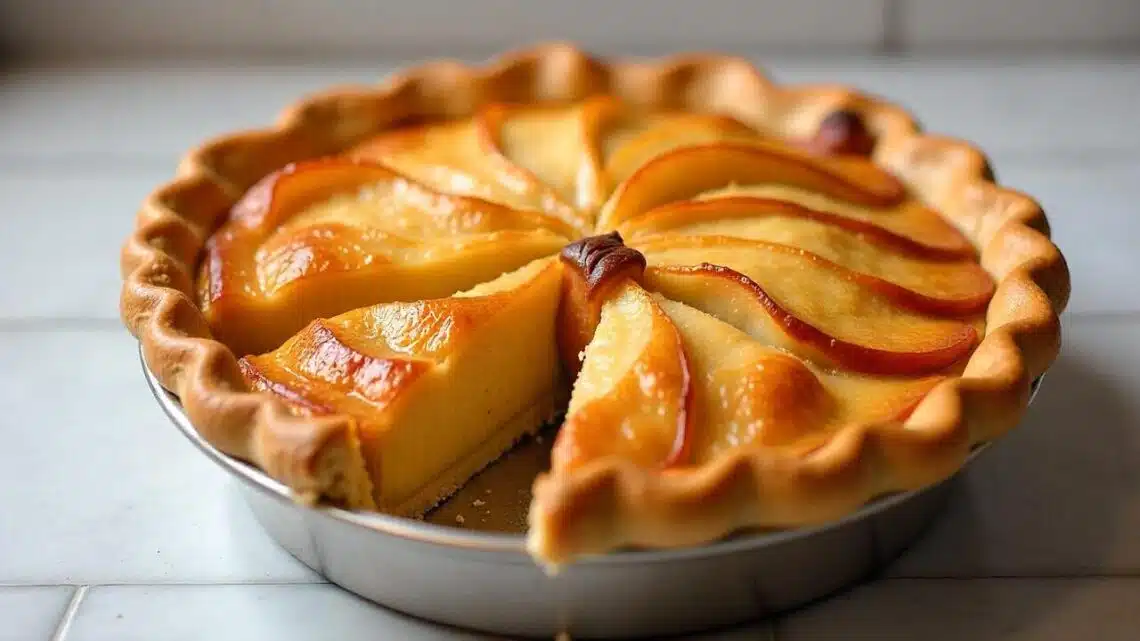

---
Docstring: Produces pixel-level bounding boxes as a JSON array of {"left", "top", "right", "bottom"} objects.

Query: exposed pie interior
[{"left": 121, "top": 44, "right": 1069, "bottom": 568}]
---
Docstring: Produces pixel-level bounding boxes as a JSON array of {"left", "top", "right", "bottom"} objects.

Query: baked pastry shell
[{"left": 120, "top": 42, "right": 1071, "bottom": 557}]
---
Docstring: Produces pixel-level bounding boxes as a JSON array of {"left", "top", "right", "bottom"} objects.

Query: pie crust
[{"left": 120, "top": 42, "right": 1070, "bottom": 566}]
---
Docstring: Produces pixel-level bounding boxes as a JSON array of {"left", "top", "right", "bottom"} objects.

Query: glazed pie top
[{"left": 121, "top": 44, "right": 1070, "bottom": 566}]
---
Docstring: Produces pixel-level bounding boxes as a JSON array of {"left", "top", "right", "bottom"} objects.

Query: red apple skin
[
  {"left": 649, "top": 263, "right": 979, "bottom": 376},
  {"left": 602, "top": 141, "right": 909, "bottom": 232},
  {"left": 623, "top": 196, "right": 977, "bottom": 260},
  {"left": 636, "top": 234, "right": 993, "bottom": 317}
]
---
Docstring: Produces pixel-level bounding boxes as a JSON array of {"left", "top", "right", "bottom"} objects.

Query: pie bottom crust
[{"left": 121, "top": 42, "right": 1070, "bottom": 563}]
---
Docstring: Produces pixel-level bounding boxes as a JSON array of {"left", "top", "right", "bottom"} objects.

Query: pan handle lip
[{"left": 142, "top": 345, "right": 1044, "bottom": 566}]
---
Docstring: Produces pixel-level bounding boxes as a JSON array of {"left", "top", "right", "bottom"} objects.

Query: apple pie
[{"left": 121, "top": 43, "right": 1069, "bottom": 566}]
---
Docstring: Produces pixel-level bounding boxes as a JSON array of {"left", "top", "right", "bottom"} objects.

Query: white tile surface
[
  {"left": 776, "top": 578, "right": 1140, "bottom": 641},
  {"left": 769, "top": 56, "right": 1140, "bottom": 153},
  {"left": 0, "top": 168, "right": 171, "bottom": 320},
  {"left": 3, "top": 56, "right": 1139, "bottom": 166},
  {"left": 0, "top": 0, "right": 885, "bottom": 57},
  {"left": 901, "top": 0, "right": 1140, "bottom": 47},
  {"left": 0, "top": 586, "right": 73, "bottom": 641},
  {"left": 989, "top": 157, "right": 1140, "bottom": 315},
  {"left": 66, "top": 584, "right": 488, "bottom": 641},
  {"left": 0, "top": 65, "right": 394, "bottom": 163},
  {"left": 888, "top": 317, "right": 1140, "bottom": 576},
  {"left": 0, "top": 330, "right": 319, "bottom": 584}
]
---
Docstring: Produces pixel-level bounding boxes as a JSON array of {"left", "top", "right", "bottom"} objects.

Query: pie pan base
[{"left": 144, "top": 349, "right": 1043, "bottom": 639}]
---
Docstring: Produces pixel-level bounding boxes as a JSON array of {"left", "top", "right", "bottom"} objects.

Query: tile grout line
[
  {"left": 879, "top": 0, "right": 905, "bottom": 54},
  {"left": 0, "top": 579, "right": 328, "bottom": 589},
  {"left": 50, "top": 585, "right": 88, "bottom": 641}
]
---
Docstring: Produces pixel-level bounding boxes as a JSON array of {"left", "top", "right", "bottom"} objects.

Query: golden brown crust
[{"left": 120, "top": 42, "right": 1070, "bottom": 559}]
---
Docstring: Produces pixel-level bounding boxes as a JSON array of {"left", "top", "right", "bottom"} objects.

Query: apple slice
[
  {"left": 229, "top": 159, "right": 400, "bottom": 230},
  {"left": 202, "top": 227, "right": 566, "bottom": 356},
  {"left": 618, "top": 195, "right": 975, "bottom": 259},
  {"left": 633, "top": 233, "right": 993, "bottom": 316},
  {"left": 602, "top": 112, "right": 758, "bottom": 185},
  {"left": 642, "top": 254, "right": 979, "bottom": 376},
  {"left": 596, "top": 141, "right": 907, "bottom": 230},
  {"left": 656, "top": 297, "right": 945, "bottom": 461},
  {"left": 228, "top": 157, "right": 577, "bottom": 239},
  {"left": 480, "top": 99, "right": 614, "bottom": 213},
  {"left": 552, "top": 280, "right": 690, "bottom": 472},
  {"left": 699, "top": 184, "right": 977, "bottom": 256},
  {"left": 349, "top": 109, "right": 589, "bottom": 235},
  {"left": 557, "top": 232, "right": 647, "bottom": 376},
  {"left": 657, "top": 297, "right": 833, "bottom": 458},
  {"left": 200, "top": 157, "right": 577, "bottom": 356}
]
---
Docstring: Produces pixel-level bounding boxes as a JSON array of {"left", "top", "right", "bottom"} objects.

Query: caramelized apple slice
[
  {"left": 602, "top": 112, "right": 758, "bottom": 185},
  {"left": 658, "top": 298, "right": 832, "bottom": 458},
  {"left": 619, "top": 195, "right": 975, "bottom": 259},
  {"left": 656, "top": 298, "right": 944, "bottom": 461},
  {"left": 228, "top": 157, "right": 575, "bottom": 238},
  {"left": 199, "top": 158, "right": 574, "bottom": 355},
  {"left": 596, "top": 141, "right": 907, "bottom": 230},
  {"left": 349, "top": 108, "right": 589, "bottom": 234},
  {"left": 202, "top": 227, "right": 566, "bottom": 356},
  {"left": 557, "top": 232, "right": 647, "bottom": 375},
  {"left": 552, "top": 281, "right": 690, "bottom": 472},
  {"left": 242, "top": 257, "right": 565, "bottom": 515},
  {"left": 633, "top": 234, "right": 992, "bottom": 316},
  {"left": 642, "top": 254, "right": 979, "bottom": 376},
  {"left": 482, "top": 100, "right": 613, "bottom": 213},
  {"left": 694, "top": 185, "right": 975, "bottom": 257}
]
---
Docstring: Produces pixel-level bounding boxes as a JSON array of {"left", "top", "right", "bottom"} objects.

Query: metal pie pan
[{"left": 143, "top": 350, "right": 1041, "bottom": 639}]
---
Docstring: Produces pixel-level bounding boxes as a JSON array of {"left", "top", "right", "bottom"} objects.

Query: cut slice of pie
[
  {"left": 121, "top": 43, "right": 1069, "bottom": 568},
  {"left": 531, "top": 278, "right": 952, "bottom": 562},
  {"left": 238, "top": 256, "right": 565, "bottom": 516},
  {"left": 200, "top": 159, "right": 570, "bottom": 355}
]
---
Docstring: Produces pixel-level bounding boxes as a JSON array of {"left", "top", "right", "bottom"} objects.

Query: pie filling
[{"left": 200, "top": 98, "right": 993, "bottom": 563}]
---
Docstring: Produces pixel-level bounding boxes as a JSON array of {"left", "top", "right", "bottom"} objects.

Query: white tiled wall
[
  {"left": 1, "top": 0, "right": 1138, "bottom": 57},
  {"left": 0, "top": 0, "right": 886, "bottom": 56},
  {"left": 901, "top": 0, "right": 1140, "bottom": 48}
]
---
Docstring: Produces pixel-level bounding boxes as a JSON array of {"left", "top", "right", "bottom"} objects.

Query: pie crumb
[
  {"left": 454, "top": 515, "right": 465, "bottom": 524},
  {"left": 473, "top": 499, "right": 486, "bottom": 507}
]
